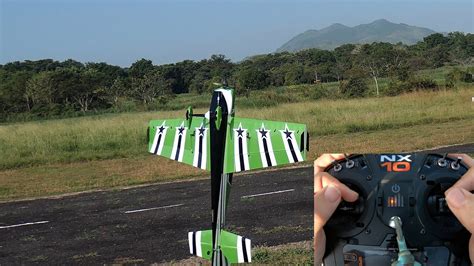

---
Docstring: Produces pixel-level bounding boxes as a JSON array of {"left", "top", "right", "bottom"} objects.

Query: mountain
[{"left": 276, "top": 19, "right": 436, "bottom": 52}]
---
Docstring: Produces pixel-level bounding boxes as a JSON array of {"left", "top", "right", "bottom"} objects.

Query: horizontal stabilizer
[
  {"left": 188, "top": 230, "right": 251, "bottom": 263},
  {"left": 188, "top": 230, "right": 212, "bottom": 260}
]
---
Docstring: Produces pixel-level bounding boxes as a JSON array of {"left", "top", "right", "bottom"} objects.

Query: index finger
[
  {"left": 449, "top": 167, "right": 474, "bottom": 192},
  {"left": 314, "top": 154, "right": 346, "bottom": 174},
  {"left": 448, "top": 154, "right": 474, "bottom": 169}
]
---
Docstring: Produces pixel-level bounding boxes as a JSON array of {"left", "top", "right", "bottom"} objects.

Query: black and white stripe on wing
[
  {"left": 188, "top": 231, "right": 203, "bottom": 257},
  {"left": 233, "top": 123, "right": 249, "bottom": 172},
  {"left": 193, "top": 123, "right": 208, "bottom": 170},
  {"left": 150, "top": 121, "right": 168, "bottom": 155},
  {"left": 237, "top": 235, "right": 251, "bottom": 263},
  {"left": 256, "top": 123, "right": 277, "bottom": 167},
  {"left": 171, "top": 122, "right": 187, "bottom": 162},
  {"left": 280, "top": 124, "right": 303, "bottom": 163}
]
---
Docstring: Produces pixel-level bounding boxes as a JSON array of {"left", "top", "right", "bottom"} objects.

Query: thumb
[
  {"left": 470, "top": 235, "right": 474, "bottom": 264},
  {"left": 445, "top": 187, "right": 474, "bottom": 262},
  {"left": 314, "top": 184, "right": 342, "bottom": 232},
  {"left": 445, "top": 187, "right": 474, "bottom": 234}
]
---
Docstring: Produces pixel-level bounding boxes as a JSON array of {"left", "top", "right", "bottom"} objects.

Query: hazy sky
[{"left": 1, "top": 0, "right": 473, "bottom": 67}]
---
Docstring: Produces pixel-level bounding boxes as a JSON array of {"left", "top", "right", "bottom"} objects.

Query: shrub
[
  {"left": 386, "top": 78, "right": 438, "bottom": 96},
  {"left": 386, "top": 80, "right": 409, "bottom": 96},
  {"left": 113, "top": 99, "right": 138, "bottom": 112},
  {"left": 446, "top": 68, "right": 473, "bottom": 85},
  {"left": 409, "top": 78, "right": 438, "bottom": 90},
  {"left": 339, "top": 77, "right": 368, "bottom": 98},
  {"left": 237, "top": 90, "right": 295, "bottom": 108},
  {"left": 308, "top": 84, "right": 335, "bottom": 100}
]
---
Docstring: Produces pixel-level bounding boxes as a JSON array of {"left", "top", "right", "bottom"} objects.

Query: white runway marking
[
  {"left": 124, "top": 203, "right": 184, "bottom": 214},
  {"left": 0, "top": 220, "right": 49, "bottom": 229},
  {"left": 241, "top": 189, "right": 295, "bottom": 199}
]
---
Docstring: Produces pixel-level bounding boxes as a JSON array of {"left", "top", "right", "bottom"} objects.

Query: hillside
[{"left": 277, "top": 19, "right": 435, "bottom": 52}]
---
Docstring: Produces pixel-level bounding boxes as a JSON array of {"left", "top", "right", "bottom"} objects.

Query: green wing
[
  {"left": 223, "top": 117, "right": 308, "bottom": 173},
  {"left": 148, "top": 118, "right": 210, "bottom": 171}
]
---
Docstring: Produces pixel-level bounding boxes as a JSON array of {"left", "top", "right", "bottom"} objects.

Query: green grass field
[
  {"left": 0, "top": 85, "right": 473, "bottom": 200},
  {"left": 1, "top": 85, "right": 473, "bottom": 170}
]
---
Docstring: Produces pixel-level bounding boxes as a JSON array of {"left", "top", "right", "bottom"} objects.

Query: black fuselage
[{"left": 208, "top": 90, "right": 233, "bottom": 256}]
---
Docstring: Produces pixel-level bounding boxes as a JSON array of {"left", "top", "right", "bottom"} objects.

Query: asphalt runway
[
  {"left": 0, "top": 167, "right": 313, "bottom": 264},
  {"left": 0, "top": 144, "right": 473, "bottom": 264}
]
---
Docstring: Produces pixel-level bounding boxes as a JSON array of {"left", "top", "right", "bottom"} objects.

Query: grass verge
[
  {"left": 0, "top": 87, "right": 473, "bottom": 170},
  {"left": 164, "top": 240, "right": 313, "bottom": 265},
  {"left": 1, "top": 119, "right": 472, "bottom": 201},
  {"left": 251, "top": 241, "right": 313, "bottom": 265}
]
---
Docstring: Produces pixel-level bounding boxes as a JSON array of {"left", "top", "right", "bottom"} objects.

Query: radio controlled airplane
[{"left": 147, "top": 86, "right": 309, "bottom": 265}]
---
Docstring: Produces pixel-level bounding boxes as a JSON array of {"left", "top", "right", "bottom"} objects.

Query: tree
[
  {"left": 296, "top": 49, "right": 336, "bottom": 66},
  {"left": 334, "top": 44, "right": 356, "bottom": 81},
  {"left": 235, "top": 66, "right": 268, "bottom": 91},
  {"left": 129, "top": 58, "right": 154, "bottom": 79},
  {"left": 61, "top": 59, "right": 84, "bottom": 69},
  {"left": 428, "top": 45, "right": 449, "bottom": 68},
  {"left": 159, "top": 64, "right": 182, "bottom": 94},
  {"left": 0, "top": 70, "right": 31, "bottom": 113},
  {"left": 423, "top": 33, "right": 448, "bottom": 49},
  {"left": 268, "top": 67, "right": 286, "bottom": 86},
  {"left": 175, "top": 60, "right": 199, "bottom": 91},
  {"left": 72, "top": 69, "right": 104, "bottom": 113},
  {"left": 357, "top": 43, "right": 406, "bottom": 96},
  {"left": 208, "top": 54, "right": 234, "bottom": 80},
  {"left": 107, "top": 77, "right": 128, "bottom": 105},
  {"left": 132, "top": 70, "right": 171, "bottom": 105},
  {"left": 283, "top": 63, "right": 305, "bottom": 85},
  {"left": 25, "top": 71, "right": 56, "bottom": 109},
  {"left": 49, "top": 68, "right": 83, "bottom": 109},
  {"left": 85, "top": 62, "right": 125, "bottom": 86},
  {"left": 189, "top": 72, "right": 209, "bottom": 94}
]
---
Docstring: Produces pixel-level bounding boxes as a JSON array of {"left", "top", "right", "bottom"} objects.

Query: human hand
[
  {"left": 445, "top": 154, "right": 474, "bottom": 263},
  {"left": 314, "top": 154, "right": 359, "bottom": 265}
]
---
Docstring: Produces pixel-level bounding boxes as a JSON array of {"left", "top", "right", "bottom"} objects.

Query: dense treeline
[{"left": 1, "top": 32, "right": 473, "bottom": 120}]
